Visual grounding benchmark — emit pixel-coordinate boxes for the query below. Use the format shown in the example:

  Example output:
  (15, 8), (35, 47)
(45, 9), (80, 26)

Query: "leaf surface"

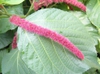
(2, 49), (36, 74)
(0, 49), (8, 72)
(17, 8), (99, 74)
(0, 31), (14, 49)
(0, 4), (23, 33)
(87, 0), (100, 28)
(71, 11), (99, 40)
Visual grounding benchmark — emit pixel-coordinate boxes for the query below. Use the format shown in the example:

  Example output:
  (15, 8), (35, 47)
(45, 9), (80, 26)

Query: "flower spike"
(12, 34), (17, 49)
(10, 15), (84, 60)
(33, 0), (86, 11)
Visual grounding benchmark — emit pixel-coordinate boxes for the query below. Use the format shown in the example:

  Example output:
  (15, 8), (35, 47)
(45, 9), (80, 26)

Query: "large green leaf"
(17, 8), (100, 74)
(0, 31), (14, 49)
(0, 4), (23, 33)
(2, 49), (36, 74)
(0, 0), (24, 5)
(87, 0), (100, 28)
(0, 49), (8, 72)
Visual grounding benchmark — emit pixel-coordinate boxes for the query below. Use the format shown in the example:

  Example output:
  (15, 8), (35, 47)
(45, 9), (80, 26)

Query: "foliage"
(0, 0), (100, 74)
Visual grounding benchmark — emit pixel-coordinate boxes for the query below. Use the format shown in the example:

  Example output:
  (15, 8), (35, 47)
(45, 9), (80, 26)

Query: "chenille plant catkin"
(10, 15), (84, 60)
(33, 0), (86, 11)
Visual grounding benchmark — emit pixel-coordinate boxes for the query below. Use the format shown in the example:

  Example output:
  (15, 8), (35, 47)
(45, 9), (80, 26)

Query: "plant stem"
(0, 5), (12, 17)
(2, 5), (8, 14)
(98, 28), (100, 35)
(0, 5), (25, 18)
(49, 3), (57, 8)
(0, 15), (8, 18)
(25, 0), (35, 17)
(25, 4), (33, 17)
(0, 4), (3, 8)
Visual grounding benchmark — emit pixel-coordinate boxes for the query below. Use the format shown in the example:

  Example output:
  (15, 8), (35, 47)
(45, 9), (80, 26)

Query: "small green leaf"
(0, 31), (14, 49)
(0, 0), (24, 5)
(0, 49), (8, 72)
(2, 49), (36, 74)
(0, 4), (23, 33)
(87, 0), (100, 28)
(17, 8), (100, 74)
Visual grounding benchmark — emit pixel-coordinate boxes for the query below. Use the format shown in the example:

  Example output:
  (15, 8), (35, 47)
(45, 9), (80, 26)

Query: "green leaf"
(87, 0), (100, 28)
(96, 39), (100, 53)
(0, 18), (16, 33)
(72, 11), (100, 57)
(0, 0), (24, 5)
(98, 58), (100, 64)
(0, 0), (4, 4)
(71, 11), (99, 41)
(83, 68), (98, 74)
(17, 8), (100, 74)
(0, 31), (14, 49)
(86, 0), (97, 12)
(0, 49), (8, 72)
(2, 49), (36, 74)
(0, 4), (23, 33)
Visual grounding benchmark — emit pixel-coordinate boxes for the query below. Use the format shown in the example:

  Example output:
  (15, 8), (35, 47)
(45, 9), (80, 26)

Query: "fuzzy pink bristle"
(10, 15), (84, 60)
(60, 0), (64, 3)
(43, 0), (49, 7)
(33, 2), (40, 10)
(76, 2), (86, 11)
(33, 0), (86, 11)
(65, 0), (86, 11)
(47, 0), (53, 4)
(12, 34), (17, 49)
(53, 0), (59, 3)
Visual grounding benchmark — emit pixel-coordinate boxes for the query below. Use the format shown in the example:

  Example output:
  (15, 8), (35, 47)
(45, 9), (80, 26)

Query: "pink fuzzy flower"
(33, 0), (86, 11)
(47, 0), (53, 4)
(12, 34), (17, 49)
(33, 2), (39, 10)
(42, 0), (48, 7)
(65, 0), (86, 11)
(53, 0), (59, 3)
(9, 15), (84, 60)
(76, 2), (86, 11)
(60, 0), (64, 3)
